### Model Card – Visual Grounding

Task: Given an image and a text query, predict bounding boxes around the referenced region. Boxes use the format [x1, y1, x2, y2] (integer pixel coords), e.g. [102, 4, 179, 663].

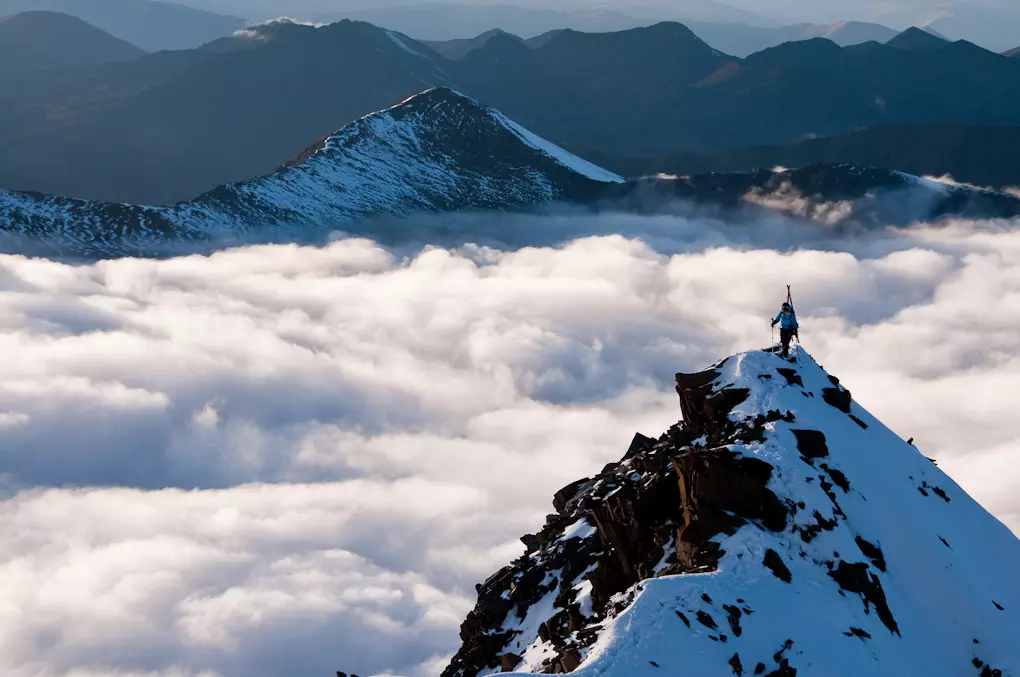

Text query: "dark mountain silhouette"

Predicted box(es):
[0, 0, 245, 51]
[877, 1, 1020, 53]
[524, 29, 561, 49]
[457, 26, 1020, 157]
[588, 124, 1020, 189]
[685, 20, 899, 57]
[454, 22, 735, 157]
[0, 11, 144, 71]
[886, 26, 951, 51]
[1006, 46, 1020, 58]
[2, 20, 1020, 203]
[0, 20, 452, 204]
[426, 21, 902, 61]
[318, 3, 648, 41]
[422, 28, 524, 60]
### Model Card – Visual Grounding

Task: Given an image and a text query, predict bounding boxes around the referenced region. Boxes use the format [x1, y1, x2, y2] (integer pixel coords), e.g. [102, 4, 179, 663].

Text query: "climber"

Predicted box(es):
[771, 301, 799, 358]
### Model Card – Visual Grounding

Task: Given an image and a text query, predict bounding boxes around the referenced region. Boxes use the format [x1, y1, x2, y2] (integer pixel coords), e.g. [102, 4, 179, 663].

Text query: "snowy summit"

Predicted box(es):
[442, 348, 1020, 677]
[0, 87, 620, 257]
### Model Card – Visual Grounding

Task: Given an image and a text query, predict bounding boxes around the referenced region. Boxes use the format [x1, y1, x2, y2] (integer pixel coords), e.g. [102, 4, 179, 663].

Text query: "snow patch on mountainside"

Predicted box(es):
[493, 111, 625, 184]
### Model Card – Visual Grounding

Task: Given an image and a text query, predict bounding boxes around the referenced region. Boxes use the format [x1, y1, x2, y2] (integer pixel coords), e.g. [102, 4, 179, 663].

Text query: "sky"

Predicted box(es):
[0, 206, 1018, 677]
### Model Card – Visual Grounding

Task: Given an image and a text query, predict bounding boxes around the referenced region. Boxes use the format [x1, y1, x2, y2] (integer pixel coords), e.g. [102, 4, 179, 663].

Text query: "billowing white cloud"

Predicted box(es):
[0, 216, 1017, 677]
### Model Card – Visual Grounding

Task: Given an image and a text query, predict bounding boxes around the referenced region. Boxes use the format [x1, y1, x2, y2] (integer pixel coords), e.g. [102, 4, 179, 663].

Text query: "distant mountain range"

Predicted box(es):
[0, 10, 145, 70]
[2, 89, 1017, 259]
[320, 4, 649, 41]
[885, 26, 952, 51]
[1006, 46, 1020, 58]
[313, 1, 778, 40]
[0, 0, 245, 51]
[1, 17, 1019, 204]
[424, 23, 949, 61]
[452, 23, 1020, 157]
[303, 1, 1013, 54]
[683, 20, 901, 57]
[588, 124, 1020, 189]
[877, 1, 1020, 54]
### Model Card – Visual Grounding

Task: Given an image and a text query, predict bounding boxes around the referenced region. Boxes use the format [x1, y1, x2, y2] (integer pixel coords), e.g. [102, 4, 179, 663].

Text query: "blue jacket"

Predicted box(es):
[774, 310, 799, 330]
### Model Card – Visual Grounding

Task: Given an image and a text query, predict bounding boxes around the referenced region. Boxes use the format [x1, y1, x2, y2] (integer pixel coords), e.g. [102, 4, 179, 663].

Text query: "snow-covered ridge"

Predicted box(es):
[0, 88, 620, 257]
[444, 348, 1019, 677]
[301, 88, 623, 184]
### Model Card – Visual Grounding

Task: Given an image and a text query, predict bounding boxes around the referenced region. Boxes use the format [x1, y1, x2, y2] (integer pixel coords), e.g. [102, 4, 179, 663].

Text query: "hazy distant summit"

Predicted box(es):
[0, 10, 144, 69]
[0, 0, 245, 50]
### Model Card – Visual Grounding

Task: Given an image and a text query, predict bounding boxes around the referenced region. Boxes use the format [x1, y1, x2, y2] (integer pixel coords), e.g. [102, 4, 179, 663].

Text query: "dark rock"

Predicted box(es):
[755, 664, 767, 675]
[828, 562, 899, 635]
[560, 648, 581, 672]
[773, 639, 794, 663]
[854, 536, 887, 572]
[993, 600, 1005, 611]
[931, 485, 951, 502]
[696, 610, 718, 630]
[763, 549, 792, 583]
[797, 511, 839, 542]
[676, 610, 691, 627]
[676, 370, 750, 438]
[791, 429, 829, 459]
[500, 654, 523, 672]
[673, 451, 787, 533]
[649, 660, 660, 667]
[730, 653, 744, 676]
[822, 388, 852, 413]
[675, 369, 721, 392]
[723, 604, 743, 636]
[776, 368, 803, 387]
[849, 414, 868, 429]
[844, 626, 871, 639]
[554, 478, 591, 512]
[821, 464, 850, 493]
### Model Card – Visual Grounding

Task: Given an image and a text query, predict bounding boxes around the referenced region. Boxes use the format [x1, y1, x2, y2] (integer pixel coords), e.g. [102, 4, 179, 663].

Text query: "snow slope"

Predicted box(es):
[445, 348, 1020, 677]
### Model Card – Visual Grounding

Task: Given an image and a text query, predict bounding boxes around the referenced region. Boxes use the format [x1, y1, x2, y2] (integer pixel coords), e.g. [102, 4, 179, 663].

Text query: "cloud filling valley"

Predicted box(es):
[0, 212, 1018, 677]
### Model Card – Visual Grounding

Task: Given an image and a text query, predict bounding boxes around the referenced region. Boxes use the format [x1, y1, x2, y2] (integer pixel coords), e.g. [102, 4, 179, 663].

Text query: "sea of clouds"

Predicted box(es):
[0, 211, 1018, 677]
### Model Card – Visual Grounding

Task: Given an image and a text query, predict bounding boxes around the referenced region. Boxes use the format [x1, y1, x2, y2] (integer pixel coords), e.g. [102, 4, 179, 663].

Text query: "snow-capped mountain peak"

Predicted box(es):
[445, 347, 1019, 677]
[288, 87, 623, 186]
[0, 87, 620, 257]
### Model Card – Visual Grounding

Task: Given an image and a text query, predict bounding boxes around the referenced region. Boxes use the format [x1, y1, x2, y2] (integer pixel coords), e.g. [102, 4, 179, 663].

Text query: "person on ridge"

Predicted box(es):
[771, 301, 799, 358]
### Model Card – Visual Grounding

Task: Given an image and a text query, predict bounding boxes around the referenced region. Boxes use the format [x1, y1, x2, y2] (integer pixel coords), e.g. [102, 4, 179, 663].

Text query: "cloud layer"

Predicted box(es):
[0, 215, 1017, 677]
